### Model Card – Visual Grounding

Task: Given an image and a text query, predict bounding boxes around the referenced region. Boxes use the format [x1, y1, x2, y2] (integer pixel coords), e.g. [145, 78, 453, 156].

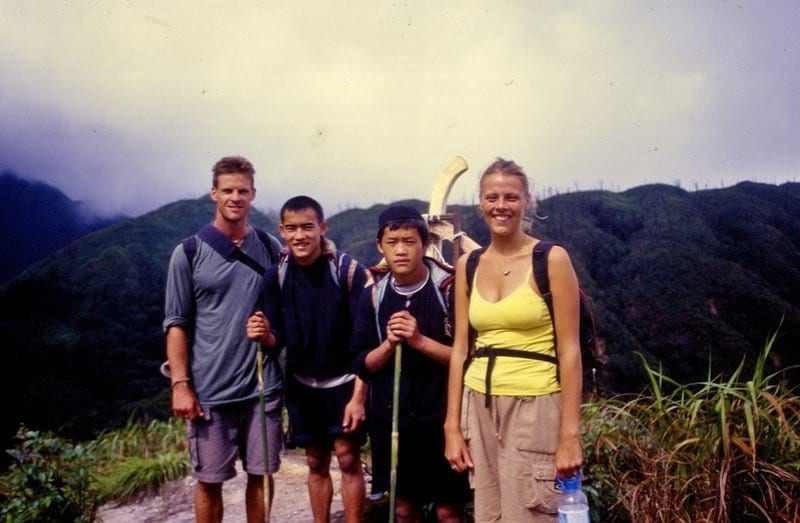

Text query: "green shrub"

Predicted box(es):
[584, 333, 800, 521]
[0, 427, 99, 522]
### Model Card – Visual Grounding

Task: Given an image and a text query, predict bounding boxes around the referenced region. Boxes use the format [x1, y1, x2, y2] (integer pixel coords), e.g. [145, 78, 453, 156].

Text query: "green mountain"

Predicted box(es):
[341, 183, 800, 385]
[1, 182, 799, 445]
[0, 197, 280, 443]
[530, 182, 800, 388]
[0, 172, 126, 283]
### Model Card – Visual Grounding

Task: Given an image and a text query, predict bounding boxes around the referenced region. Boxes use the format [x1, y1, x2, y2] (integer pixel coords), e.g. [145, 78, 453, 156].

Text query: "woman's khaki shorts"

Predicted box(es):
[464, 389, 562, 522]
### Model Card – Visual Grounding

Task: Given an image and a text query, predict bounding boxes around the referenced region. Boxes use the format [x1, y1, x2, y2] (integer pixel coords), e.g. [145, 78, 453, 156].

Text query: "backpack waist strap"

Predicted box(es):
[468, 347, 558, 408]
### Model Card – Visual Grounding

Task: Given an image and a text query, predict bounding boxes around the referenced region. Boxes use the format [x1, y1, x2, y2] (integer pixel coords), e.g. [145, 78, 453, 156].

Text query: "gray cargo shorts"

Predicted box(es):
[187, 396, 283, 483]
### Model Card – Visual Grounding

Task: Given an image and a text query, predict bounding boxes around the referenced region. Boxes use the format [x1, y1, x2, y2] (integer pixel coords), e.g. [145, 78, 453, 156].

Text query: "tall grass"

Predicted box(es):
[89, 416, 189, 501]
[4, 337, 798, 520]
[583, 333, 800, 522]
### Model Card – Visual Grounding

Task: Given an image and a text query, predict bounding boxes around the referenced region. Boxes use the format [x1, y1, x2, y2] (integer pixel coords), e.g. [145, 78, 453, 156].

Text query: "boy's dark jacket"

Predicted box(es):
[354, 257, 454, 426]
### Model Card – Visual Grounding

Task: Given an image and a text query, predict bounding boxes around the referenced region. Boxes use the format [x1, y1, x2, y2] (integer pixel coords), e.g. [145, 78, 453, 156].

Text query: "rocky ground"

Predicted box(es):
[96, 450, 352, 522]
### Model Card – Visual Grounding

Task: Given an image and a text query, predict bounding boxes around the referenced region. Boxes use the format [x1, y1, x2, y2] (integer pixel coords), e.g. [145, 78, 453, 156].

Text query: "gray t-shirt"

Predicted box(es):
[163, 226, 282, 406]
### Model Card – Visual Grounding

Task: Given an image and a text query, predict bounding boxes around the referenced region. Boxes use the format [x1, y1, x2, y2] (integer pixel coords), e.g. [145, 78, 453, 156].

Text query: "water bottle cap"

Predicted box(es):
[556, 476, 582, 492]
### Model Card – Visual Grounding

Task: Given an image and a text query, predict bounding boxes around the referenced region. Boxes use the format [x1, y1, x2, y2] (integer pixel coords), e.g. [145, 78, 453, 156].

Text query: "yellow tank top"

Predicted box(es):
[464, 266, 560, 396]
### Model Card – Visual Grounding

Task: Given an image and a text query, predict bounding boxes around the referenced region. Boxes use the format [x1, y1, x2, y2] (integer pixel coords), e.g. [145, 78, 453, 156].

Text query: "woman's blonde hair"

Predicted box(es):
[478, 157, 531, 198]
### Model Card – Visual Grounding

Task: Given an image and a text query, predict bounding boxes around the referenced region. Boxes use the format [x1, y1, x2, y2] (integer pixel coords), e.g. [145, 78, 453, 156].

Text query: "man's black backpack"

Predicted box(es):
[465, 241, 607, 382]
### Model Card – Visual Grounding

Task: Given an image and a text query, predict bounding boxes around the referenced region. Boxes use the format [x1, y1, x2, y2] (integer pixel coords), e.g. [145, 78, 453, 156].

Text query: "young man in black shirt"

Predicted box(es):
[247, 195, 370, 523]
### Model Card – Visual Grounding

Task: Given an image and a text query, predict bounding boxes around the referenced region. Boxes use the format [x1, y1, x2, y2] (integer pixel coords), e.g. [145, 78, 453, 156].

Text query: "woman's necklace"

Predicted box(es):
[498, 258, 516, 276]
[493, 241, 532, 276]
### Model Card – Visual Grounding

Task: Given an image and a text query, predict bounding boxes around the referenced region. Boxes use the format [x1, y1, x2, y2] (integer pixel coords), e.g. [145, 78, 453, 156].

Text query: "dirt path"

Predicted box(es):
[96, 450, 350, 522]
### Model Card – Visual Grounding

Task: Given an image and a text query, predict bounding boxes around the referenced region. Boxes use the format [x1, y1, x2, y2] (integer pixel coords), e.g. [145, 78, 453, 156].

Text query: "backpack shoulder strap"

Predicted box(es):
[465, 247, 487, 296]
[424, 256, 455, 313]
[371, 272, 392, 342]
[425, 257, 455, 339]
[277, 248, 358, 292]
[369, 265, 390, 307]
[533, 241, 563, 381]
[277, 249, 290, 289]
[337, 252, 359, 293]
[317, 243, 344, 290]
[464, 247, 486, 353]
[193, 223, 268, 275]
[254, 228, 281, 265]
[182, 235, 199, 271]
[369, 264, 390, 282]
[327, 250, 346, 291]
[183, 224, 267, 272]
[533, 241, 555, 307]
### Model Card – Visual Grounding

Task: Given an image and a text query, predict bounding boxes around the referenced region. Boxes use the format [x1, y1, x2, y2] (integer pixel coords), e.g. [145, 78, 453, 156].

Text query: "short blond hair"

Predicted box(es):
[212, 156, 255, 187]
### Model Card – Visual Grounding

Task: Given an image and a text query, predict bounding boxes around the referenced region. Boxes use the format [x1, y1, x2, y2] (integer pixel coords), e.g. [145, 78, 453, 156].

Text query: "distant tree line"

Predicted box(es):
[0, 181, 798, 450]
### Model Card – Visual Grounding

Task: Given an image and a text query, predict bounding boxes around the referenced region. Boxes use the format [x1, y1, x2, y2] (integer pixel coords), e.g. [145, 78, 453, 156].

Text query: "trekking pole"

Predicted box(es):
[256, 341, 272, 520]
[389, 339, 402, 522]
[389, 295, 412, 522]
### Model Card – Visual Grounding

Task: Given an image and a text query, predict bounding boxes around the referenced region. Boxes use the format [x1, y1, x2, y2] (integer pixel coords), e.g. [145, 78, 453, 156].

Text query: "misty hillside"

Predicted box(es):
[1, 182, 799, 446]
[330, 183, 800, 389]
[0, 172, 126, 283]
[0, 197, 280, 443]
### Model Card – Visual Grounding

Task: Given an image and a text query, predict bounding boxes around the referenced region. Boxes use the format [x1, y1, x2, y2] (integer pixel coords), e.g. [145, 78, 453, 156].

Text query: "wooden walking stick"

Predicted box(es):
[388, 334, 403, 521]
[256, 342, 271, 520]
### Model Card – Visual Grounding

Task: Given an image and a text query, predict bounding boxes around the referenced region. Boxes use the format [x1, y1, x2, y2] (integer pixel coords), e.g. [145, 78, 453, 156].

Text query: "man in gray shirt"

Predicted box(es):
[163, 156, 282, 522]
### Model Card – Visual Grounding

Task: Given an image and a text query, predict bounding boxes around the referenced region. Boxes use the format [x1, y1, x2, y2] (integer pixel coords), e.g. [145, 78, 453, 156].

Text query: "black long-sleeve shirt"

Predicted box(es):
[263, 251, 369, 379]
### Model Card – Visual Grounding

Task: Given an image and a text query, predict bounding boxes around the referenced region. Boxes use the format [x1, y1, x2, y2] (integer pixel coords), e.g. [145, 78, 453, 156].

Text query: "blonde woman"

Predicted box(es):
[444, 158, 583, 521]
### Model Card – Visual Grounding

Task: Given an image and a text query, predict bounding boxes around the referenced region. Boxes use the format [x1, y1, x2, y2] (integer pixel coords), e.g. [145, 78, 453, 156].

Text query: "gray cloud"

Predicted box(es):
[0, 2, 798, 217]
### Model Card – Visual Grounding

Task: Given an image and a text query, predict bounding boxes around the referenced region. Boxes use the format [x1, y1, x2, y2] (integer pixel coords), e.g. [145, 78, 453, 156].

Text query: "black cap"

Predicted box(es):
[378, 205, 424, 228]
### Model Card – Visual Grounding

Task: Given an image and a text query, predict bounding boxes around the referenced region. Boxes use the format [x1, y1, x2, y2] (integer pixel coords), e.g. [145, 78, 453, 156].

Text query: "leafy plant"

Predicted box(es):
[583, 333, 800, 521]
[0, 427, 99, 522]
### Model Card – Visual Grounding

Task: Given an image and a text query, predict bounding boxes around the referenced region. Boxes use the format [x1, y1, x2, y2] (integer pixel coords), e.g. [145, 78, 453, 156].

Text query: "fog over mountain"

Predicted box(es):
[0, 172, 126, 284]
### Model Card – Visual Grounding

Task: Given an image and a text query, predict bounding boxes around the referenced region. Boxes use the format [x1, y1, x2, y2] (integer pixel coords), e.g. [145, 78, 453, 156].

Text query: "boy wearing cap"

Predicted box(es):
[353, 205, 470, 522]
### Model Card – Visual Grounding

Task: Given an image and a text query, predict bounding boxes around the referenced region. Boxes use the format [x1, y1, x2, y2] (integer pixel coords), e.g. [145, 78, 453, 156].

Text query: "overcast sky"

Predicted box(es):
[1, 2, 798, 217]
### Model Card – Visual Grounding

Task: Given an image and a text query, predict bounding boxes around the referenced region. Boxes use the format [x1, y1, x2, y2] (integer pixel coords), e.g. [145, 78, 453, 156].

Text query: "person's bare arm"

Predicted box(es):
[166, 325, 203, 420]
[548, 245, 583, 477]
[444, 253, 474, 472]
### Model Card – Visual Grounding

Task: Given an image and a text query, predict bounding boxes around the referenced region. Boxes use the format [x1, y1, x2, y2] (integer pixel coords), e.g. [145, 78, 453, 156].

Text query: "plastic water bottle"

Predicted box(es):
[557, 475, 590, 523]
